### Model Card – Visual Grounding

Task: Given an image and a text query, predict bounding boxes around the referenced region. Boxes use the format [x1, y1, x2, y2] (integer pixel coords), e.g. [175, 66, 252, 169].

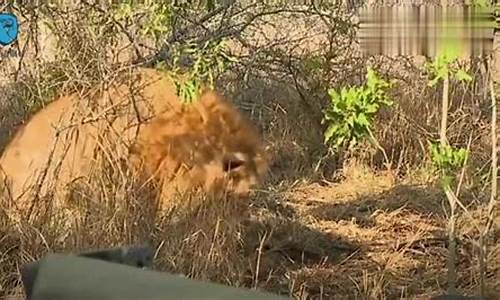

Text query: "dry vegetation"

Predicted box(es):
[0, 1, 498, 299]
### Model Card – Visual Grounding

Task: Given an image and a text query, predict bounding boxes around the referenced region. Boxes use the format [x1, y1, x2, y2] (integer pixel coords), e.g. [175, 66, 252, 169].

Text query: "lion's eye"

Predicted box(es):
[222, 158, 245, 172]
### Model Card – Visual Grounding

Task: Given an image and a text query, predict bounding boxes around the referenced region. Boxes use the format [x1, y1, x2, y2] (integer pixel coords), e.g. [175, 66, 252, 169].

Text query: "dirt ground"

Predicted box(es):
[237, 160, 499, 299]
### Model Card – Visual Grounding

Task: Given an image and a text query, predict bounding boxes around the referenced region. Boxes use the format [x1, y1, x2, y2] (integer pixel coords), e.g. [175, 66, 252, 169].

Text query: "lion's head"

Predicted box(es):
[129, 88, 270, 205]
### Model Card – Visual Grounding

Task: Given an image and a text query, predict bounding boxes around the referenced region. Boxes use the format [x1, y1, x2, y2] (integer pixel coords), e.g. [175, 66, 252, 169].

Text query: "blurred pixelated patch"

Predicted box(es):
[358, 5, 498, 58]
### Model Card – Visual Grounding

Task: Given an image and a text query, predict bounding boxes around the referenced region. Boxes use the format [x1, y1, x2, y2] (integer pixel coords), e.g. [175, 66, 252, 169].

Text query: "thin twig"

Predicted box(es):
[479, 65, 498, 297]
[440, 74, 458, 296]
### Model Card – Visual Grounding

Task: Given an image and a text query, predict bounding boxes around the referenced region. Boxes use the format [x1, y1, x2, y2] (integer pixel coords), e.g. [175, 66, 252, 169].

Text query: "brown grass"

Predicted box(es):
[2, 75, 498, 298]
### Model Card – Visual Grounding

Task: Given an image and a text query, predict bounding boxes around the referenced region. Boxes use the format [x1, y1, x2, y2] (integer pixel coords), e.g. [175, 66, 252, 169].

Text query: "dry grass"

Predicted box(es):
[281, 161, 499, 299]
[1, 88, 498, 299]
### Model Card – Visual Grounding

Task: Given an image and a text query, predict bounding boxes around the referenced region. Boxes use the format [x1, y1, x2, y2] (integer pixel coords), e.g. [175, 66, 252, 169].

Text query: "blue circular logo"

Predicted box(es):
[0, 13, 19, 46]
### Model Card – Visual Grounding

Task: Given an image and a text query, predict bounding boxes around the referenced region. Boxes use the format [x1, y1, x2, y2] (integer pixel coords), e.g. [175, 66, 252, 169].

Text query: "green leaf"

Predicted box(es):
[455, 69, 472, 82]
[324, 125, 337, 143]
[328, 88, 340, 102]
[356, 113, 369, 127]
[364, 103, 377, 114]
[441, 175, 453, 188]
[428, 76, 441, 87]
[345, 115, 354, 127]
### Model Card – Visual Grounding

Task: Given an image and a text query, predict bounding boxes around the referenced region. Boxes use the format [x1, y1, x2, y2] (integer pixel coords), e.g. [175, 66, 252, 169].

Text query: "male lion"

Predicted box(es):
[0, 67, 269, 212]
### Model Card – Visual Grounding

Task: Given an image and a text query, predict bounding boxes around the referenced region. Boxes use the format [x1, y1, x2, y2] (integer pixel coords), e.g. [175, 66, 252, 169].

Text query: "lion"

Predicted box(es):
[0, 67, 270, 213]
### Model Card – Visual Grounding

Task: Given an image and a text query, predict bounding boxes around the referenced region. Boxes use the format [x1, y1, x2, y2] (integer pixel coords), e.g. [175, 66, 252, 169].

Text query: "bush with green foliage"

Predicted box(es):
[159, 39, 238, 104]
[322, 67, 394, 152]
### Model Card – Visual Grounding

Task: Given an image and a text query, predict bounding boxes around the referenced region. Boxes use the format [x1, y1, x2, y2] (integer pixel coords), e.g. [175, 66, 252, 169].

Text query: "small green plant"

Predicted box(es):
[322, 67, 394, 152]
[425, 49, 473, 188]
[425, 42, 475, 295]
[425, 52, 473, 87]
[429, 142, 469, 187]
[159, 39, 238, 104]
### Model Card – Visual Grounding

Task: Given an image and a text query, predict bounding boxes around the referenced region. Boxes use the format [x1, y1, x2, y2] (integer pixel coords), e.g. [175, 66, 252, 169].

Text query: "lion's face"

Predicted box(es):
[218, 150, 269, 197]
[155, 143, 270, 202]
[130, 87, 271, 203]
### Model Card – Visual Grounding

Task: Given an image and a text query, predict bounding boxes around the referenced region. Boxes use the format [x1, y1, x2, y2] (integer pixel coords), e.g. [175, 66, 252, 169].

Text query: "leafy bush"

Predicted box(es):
[322, 67, 394, 152]
[159, 39, 238, 104]
[429, 142, 469, 187]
